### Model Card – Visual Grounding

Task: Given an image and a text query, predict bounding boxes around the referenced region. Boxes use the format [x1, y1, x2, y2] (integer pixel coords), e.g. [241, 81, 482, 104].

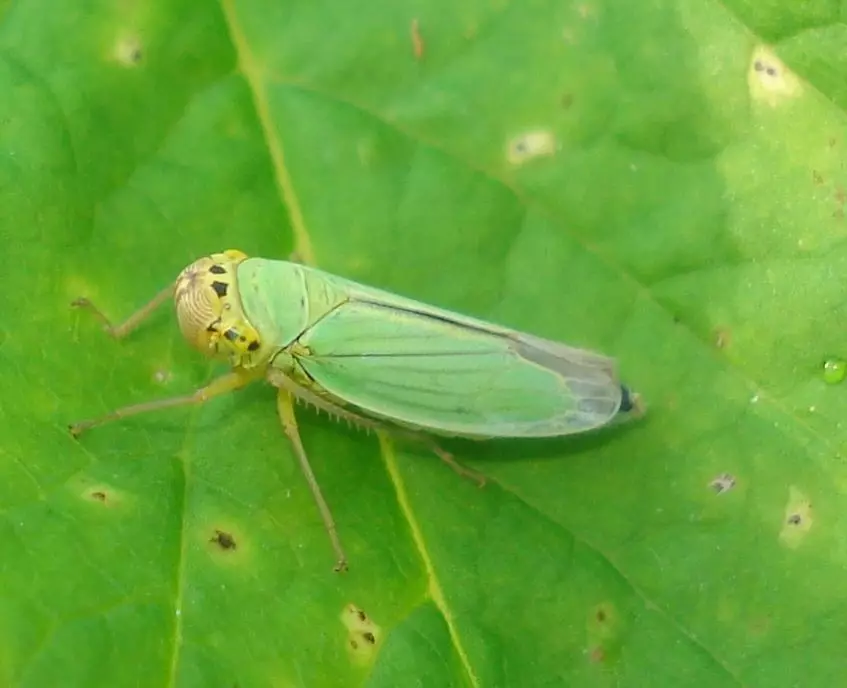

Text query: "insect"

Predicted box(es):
[71, 250, 643, 571]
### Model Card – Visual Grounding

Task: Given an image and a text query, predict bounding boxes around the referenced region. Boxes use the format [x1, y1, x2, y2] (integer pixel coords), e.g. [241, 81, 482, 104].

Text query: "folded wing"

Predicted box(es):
[295, 300, 623, 438]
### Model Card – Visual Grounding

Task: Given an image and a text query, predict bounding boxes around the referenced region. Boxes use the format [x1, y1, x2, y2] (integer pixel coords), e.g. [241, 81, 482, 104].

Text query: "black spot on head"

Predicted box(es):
[248, 340, 260, 352]
[357, 610, 367, 622]
[91, 491, 107, 502]
[362, 632, 375, 645]
[596, 609, 606, 622]
[787, 514, 802, 525]
[211, 281, 229, 297]
[209, 264, 226, 275]
[224, 329, 239, 342]
[350, 639, 358, 650]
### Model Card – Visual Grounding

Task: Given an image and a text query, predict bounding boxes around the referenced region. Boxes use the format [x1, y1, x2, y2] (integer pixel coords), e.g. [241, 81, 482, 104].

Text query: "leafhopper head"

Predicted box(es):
[174, 249, 265, 369]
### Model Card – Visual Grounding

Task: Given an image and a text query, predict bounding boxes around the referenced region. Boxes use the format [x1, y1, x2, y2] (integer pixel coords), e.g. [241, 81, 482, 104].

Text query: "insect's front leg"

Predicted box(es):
[70, 369, 261, 437]
[73, 284, 175, 340]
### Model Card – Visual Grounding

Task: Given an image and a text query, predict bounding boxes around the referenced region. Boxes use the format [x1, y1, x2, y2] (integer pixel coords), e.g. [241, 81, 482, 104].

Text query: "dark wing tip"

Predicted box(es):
[618, 385, 645, 417]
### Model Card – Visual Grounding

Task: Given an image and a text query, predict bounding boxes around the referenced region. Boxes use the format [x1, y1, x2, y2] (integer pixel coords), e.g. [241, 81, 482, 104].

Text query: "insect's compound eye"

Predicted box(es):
[174, 258, 227, 355]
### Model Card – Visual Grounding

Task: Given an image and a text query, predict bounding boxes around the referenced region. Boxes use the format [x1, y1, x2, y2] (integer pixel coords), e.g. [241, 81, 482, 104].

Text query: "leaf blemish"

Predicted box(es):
[714, 327, 730, 350]
[342, 604, 373, 631]
[753, 59, 777, 77]
[586, 603, 619, 659]
[114, 36, 144, 67]
[211, 529, 237, 551]
[709, 473, 736, 494]
[341, 603, 381, 662]
[779, 486, 813, 548]
[748, 46, 801, 105]
[506, 130, 557, 166]
[80, 483, 123, 507]
[411, 18, 424, 60]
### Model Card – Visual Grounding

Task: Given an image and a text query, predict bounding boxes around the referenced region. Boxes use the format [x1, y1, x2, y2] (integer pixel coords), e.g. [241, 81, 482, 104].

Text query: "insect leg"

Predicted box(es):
[267, 369, 486, 488]
[70, 369, 259, 437]
[72, 284, 175, 340]
[276, 390, 348, 573]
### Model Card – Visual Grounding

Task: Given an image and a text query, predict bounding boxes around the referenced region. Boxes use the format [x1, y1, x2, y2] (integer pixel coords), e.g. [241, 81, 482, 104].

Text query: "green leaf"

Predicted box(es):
[1, 0, 844, 685]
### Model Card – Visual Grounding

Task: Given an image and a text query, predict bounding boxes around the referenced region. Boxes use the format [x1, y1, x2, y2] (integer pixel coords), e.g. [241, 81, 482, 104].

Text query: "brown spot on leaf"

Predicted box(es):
[780, 487, 812, 548]
[211, 529, 237, 550]
[588, 646, 605, 663]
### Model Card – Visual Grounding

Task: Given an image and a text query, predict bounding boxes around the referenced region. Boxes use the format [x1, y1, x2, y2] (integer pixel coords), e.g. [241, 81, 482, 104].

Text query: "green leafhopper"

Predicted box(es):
[71, 250, 643, 571]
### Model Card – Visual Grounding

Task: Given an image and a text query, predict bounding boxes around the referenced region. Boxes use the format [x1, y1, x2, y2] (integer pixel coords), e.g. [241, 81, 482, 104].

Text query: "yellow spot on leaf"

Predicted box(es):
[506, 130, 557, 165]
[341, 603, 382, 664]
[69, 478, 130, 509]
[113, 35, 144, 67]
[585, 601, 622, 663]
[202, 519, 251, 567]
[748, 46, 801, 106]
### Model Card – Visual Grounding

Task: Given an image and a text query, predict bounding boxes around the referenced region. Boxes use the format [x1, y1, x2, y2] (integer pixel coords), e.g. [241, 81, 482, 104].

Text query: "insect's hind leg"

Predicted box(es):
[267, 369, 486, 488]
[424, 441, 486, 487]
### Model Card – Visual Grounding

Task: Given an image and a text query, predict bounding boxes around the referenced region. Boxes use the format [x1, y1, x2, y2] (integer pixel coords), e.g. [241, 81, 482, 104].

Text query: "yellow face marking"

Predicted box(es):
[173, 249, 264, 369]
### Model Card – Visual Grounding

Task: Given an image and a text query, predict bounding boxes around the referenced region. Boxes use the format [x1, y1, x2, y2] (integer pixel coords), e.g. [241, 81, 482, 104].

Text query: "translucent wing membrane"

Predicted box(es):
[296, 300, 623, 438]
